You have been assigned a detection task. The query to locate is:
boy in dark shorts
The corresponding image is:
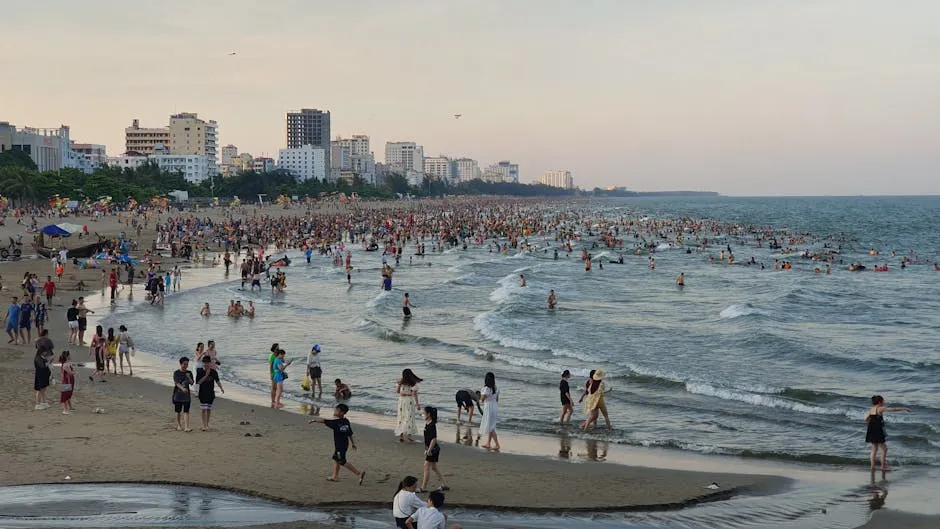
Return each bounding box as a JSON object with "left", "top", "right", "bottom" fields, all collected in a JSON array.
[{"left": 309, "top": 403, "right": 365, "bottom": 484}]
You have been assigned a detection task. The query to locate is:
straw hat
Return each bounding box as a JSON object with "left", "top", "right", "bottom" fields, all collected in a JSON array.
[{"left": 592, "top": 369, "right": 606, "bottom": 381}]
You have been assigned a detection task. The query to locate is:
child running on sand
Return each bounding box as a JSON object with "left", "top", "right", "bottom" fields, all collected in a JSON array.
[{"left": 309, "top": 403, "right": 365, "bottom": 484}]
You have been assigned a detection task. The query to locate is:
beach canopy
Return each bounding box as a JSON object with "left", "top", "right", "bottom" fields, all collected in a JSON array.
[
  {"left": 57, "top": 223, "right": 85, "bottom": 234},
  {"left": 41, "top": 224, "right": 70, "bottom": 237},
  {"left": 41, "top": 222, "right": 86, "bottom": 238}
]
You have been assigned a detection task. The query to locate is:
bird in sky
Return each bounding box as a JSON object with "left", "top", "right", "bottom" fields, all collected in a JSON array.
[
  {"left": 228, "top": 52, "right": 237, "bottom": 56},
  {"left": 454, "top": 114, "right": 462, "bottom": 119}
]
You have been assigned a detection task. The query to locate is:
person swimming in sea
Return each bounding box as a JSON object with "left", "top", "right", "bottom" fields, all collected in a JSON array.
[
  {"left": 519, "top": 274, "right": 526, "bottom": 287},
  {"left": 675, "top": 272, "right": 684, "bottom": 287},
  {"left": 547, "top": 289, "right": 557, "bottom": 310}
]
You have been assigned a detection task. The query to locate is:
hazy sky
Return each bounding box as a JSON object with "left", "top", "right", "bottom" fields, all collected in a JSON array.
[{"left": 2, "top": 0, "right": 938, "bottom": 195}]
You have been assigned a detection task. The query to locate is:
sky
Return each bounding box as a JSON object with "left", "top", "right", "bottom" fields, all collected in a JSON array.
[{"left": 1, "top": 0, "right": 938, "bottom": 195}]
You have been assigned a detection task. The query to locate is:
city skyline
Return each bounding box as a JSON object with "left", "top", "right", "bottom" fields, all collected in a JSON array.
[{"left": 2, "top": 1, "right": 938, "bottom": 195}]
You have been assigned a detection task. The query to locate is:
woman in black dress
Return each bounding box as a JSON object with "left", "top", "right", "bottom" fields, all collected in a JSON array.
[{"left": 865, "top": 395, "right": 911, "bottom": 473}]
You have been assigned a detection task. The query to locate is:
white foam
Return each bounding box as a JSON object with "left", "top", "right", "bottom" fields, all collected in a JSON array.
[
  {"left": 719, "top": 303, "right": 771, "bottom": 320},
  {"left": 472, "top": 312, "right": 599, "bottom": 363},
  {"left": 366, "top": 289, "right": 391, "bottom": 308},
  {"left": 685, "top": 382, "right": 853, "bottom": 417}
]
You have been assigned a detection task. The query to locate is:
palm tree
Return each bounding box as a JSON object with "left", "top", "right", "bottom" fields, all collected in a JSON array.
[{"left": 0, "top": 166, "right": 40, "bottom": 206}]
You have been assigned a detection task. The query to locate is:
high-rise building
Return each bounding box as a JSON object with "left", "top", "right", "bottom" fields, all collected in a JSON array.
[
  {"left": 286, "top": 109, "right": 331, "bottom": 171},
  {"left": 424, "top": 156, "right": 456, "bottom": 182},
  {"left": 0, "top": 121, "right": 72, "bottom": 172},
  {"left": 482, "top": 160, "right": 519, "bottom": 183},
  {"left": 278, "top": 145, "right": 327, "bottom": 182},
  {"left": 538, "top": 170, "right": 574, "bottom": 190},
  {"left": 454, "top": 158, "right": 481, "bottom": 183},
  {"left": 124, "top": 119, "right": 170, "bottom": 156},
  {"left": 169, "top": 112, "right": 218, "bottom": 177},
  {"left": 385, "top": 142, "right": 424, "bottom": 173},
  {"left": 335, "top": 135, "right": 375, "bottom": 184},
  {"left": 252, "top": 157, "right": 276, "bottom": 173}
]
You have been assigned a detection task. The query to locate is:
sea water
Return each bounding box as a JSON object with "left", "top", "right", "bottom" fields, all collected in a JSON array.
[{"left": 101, "top": 196, "right": 940, "bottom": 469}]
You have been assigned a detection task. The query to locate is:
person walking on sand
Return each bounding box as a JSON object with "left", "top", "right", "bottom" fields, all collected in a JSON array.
[
  {"left": 559, "top": 369, "right": 573, "bottom": 423},
  {"left": 89, "top": 325, "right": 106, "bottom": 381},
  {"left": 105, "top": 328, "right": 118, "bottom": 375},
  {"left": 42, "top": 275, "right": 56, "bottom": 307},
  {"left": 59, "top": 350, "right": 75, "bottom": 415},
  {"left": 393, "top": 476, "right": 426, "bottom": 529},
  {"left": 66, "top": 299, "right": 79, "bottom": 345},
  {"left": 865, "top": 395, "right": 911, "bottom": 473},
  {"left": 478, "top": 372, "right": 500, "bottom": 450},
  {"left": 172, "top": 356, "right": 195, "bottom": 432},
  {"left": 395, "top": 368, "right": 423, "bottom": 442},
  {"left": 306, "top": 344, "right": 323, "bottom": 399},
  {"left": 308, "top": 403, "right": 365, "bottom": 485},
  {"left": 420, "top": 406, "right": 449, "bottom": 493},
  {"left": 18, "top": 295, "right": 34, "bottom": 346},
  {"left": 6, "top": 296, "right": 20, "bottom": 345},
  {"left": 117, "top": 325, "right": 135, "bottom": 376},
  {"left": 76, "top": 297, "right": 93, "bottom": 345},
  {"left": 196, "top": 354, "right": 224, "bottom": 431},
  {"left": 33, "top": 330, "right": 54, "bottom": 410}
]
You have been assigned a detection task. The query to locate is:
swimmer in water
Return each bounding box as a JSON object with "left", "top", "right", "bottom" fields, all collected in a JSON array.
[
  {"left": 334, "top": 378, "right": 352, "bottom": 400},
  {"left": 547, "top": 289, "right": 557, "bottom": 310},
  {"left": 675, "top": 272, "right": 684, "bottom": 287},
  {"left": 519, "top": 274, "right": 526, "bottom": 287},
  {"left": 200, "top": 302, "right": 211, "bottom": 316},
  {"left": 402, "top": 293, "right": 413, "bottom": 318}
]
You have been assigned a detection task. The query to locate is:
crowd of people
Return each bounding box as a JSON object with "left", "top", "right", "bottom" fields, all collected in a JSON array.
[{"left": 9, "top": 196, "right": 930, "bottom": 529}]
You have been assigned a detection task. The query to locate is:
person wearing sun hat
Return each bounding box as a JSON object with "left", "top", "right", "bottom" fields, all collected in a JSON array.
[
  {"left": 306, "top": 344, "right": 323, "bottom": 399},
  {"left": 581, "top": 369, "right": 611, "bottom": 431}
]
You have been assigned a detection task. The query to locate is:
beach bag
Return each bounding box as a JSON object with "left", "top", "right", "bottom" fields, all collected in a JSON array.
[{"left": 301, "top": 375, "right": 311, "bottom": 392}]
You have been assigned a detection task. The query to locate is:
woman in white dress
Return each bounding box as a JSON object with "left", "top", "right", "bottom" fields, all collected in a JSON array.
[
  {"left": 478, "top": 371, "right": 500, "bottom": 450},
  {"left": 394, "top": 368, "right": 423, "bottom": 442}
]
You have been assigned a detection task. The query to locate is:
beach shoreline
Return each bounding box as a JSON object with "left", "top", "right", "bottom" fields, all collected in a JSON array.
[{"left": 2, "top": 205, "right": 938, "bottom": 529}]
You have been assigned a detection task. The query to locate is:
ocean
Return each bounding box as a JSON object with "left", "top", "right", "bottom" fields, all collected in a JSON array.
[{"left": 101, "top": 195, "right": 940, "bottom": 469}]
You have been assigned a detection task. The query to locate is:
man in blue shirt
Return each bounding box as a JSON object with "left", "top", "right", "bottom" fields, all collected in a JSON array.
[{"left": 5, "top": 296, "right": 20, "bottom": 345}]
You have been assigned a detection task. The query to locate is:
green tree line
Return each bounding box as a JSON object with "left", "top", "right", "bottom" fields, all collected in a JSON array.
[{"left": 0, "top": 150, "right": 579, "bottom": 206}]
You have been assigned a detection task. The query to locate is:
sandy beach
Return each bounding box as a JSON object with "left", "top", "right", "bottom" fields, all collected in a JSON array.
[{"left": 1, "top": 208, "right": 938, "bottom": 529}]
